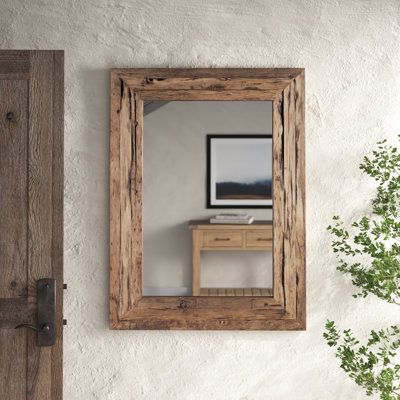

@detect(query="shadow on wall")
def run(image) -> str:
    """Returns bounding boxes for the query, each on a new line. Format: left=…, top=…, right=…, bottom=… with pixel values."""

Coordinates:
left=79, top=68, right=110, bottom=329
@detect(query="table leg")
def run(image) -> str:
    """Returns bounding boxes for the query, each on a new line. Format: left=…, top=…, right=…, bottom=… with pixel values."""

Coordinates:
left=192, top=230, right=201, bottom=296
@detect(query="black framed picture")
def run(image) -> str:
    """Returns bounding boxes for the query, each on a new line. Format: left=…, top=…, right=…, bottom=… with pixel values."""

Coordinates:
left=206, top=135, right=273, bottom=209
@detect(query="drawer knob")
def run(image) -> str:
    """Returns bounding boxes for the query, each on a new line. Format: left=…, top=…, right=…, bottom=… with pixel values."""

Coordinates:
left=256, top=238, right=268, bottom=241
left=214, top=238, right=230, bottom=241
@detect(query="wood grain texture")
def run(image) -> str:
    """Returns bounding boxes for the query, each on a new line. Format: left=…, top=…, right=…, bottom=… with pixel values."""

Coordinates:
left=139, top=90, right=279, bottom=101
left=0, top=298, right=35, bottom=328
left=123, top=302, right=284, bottom=319
left=27, top=50, right=54, bottom=400
left=272, top=97, right=285, bottom=307
left=130, top=93, right=143, bottom=307
left=0, top=329, right=26, bottom=399
left=118, top=81, right=133, bottom=315
left=0, top=50, right=30, bottom=80
left=280, top=73, right=306, bottom=323
left=192, top=230, right=201, bottom=296
left=109, top=68, right=305, bottom=330
left=50, top=50, right=64, bottom=400
left=293, top=71, right=306, bottom=328
left=0, top=80, right=28, bottom=299
left=0, top=50, right=64, bottom=399
left=281, top=80, right=297, bottom=318
left=109, top=71, right=122, bottom=325
left=114, top=67, right=303, bottom=80
left=123, top=76, right=290, bottom=92
left=113, top=314, right=301, bottom=331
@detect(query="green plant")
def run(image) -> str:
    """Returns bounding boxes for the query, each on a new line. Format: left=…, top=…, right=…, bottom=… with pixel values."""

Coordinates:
left=324, top=139, right=400, bottom=400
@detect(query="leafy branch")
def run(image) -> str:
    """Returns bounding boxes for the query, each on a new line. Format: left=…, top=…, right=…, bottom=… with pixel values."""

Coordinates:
left=324, top=322, right=400, bottom=400
left=324, top=139, right=400, bottom=399
left=327, top=139, right=400, bottom=304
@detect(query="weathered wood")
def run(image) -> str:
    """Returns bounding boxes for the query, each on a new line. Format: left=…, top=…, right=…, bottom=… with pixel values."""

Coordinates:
left=109, top=68, right=306, bottom=330
left=118, top=81, right=133, bottom=316
left=123, top=76, right=290, bottom=92
left=0, top=298, right=35, bottom=328
left=122, top=306, right=286, bottom=321
left=0, top=50, right=64, bottom=399
left=109, top=71, right=122, bottom=325
left=114, top=67, right=303, bottom=80
left=134, top=294, right=276, bottom=310
left=272, top=96, right=285, bottom=307
left=50, top=50, right=64, bottom=400
left=0, top=329, right=26, bottom=399
left=282, top=80, right=297, bottom=319
left=110, top=76, right=144, bottom=320
left=27, top=50, right=55, bottom=400
left=139, top=90, right=279, bottom=101
left=294, top=71, right=306, bottom=329
left=0, top=80, right=28, bottom=299
left=130, top=93, right=143, bottom=307
left=113, top=312, right=302, bottom=330
left=112, top=318, right=302, bottom=331
left=0, top=50, right=30, bottom=79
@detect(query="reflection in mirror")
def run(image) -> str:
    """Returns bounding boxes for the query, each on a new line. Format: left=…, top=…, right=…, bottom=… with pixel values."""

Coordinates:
left=143, top=101, right=273, bottom=296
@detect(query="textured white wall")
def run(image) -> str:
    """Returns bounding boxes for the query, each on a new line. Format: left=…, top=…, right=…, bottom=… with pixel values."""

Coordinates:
left=1, top=1, right=400, bottom=399
left=143, top=101, right=273, bottom=292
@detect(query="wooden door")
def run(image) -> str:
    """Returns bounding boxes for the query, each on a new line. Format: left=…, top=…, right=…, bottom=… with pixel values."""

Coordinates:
left=0, top=51, right=63, bottom=399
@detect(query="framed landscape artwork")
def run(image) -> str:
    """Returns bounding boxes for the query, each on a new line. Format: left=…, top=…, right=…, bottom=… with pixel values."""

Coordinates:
left=207, top=135, right=273, bottom=208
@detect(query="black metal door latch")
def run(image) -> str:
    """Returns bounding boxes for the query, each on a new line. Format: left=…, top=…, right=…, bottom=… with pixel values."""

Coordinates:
left=15, top=278, right=56, bottom=347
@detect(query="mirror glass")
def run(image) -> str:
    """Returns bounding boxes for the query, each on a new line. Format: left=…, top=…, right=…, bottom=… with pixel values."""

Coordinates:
left=143, top=101, right=273, bottom=296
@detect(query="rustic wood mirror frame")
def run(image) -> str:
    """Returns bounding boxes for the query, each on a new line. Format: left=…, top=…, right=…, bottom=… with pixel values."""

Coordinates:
left=110, top=68, right=305, bottom=330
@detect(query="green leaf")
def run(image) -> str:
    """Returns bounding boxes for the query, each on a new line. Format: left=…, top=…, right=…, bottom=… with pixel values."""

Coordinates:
left=326, top=138, right=400, bottom=400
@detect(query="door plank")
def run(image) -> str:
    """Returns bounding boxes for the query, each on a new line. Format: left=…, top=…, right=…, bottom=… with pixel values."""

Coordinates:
left=0, top=50, right=30, bottom=80
left=0, top=329, right=27, bottom=399
left=51, top=50, right=64, bottom=400
left=0, top=80, right=28, bottom=299
left=0, top=298, right=35, bottom=328
left=26, top=51, right=55, bottom=400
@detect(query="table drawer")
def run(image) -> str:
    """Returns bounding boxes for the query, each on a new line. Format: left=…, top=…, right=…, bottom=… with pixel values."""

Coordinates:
left=203, top=231, right=243, bottom=247
left=245, top=230, right=272, bottom=248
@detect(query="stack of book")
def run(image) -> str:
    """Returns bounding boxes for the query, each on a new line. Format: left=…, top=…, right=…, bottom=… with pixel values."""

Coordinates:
left=209, top=213, right=254, bottom=225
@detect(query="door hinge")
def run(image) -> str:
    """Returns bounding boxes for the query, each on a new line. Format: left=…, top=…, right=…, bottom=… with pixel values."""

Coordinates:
left=15, top=278, right=56, bottom=346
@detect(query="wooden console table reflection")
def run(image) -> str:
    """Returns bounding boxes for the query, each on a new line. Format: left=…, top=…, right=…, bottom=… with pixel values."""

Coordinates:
left=189, top=220, right=273, bottom=296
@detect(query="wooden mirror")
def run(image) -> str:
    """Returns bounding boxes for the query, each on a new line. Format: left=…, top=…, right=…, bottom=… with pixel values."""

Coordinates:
left=110, top=68, right=305, bottom=330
